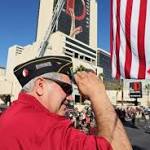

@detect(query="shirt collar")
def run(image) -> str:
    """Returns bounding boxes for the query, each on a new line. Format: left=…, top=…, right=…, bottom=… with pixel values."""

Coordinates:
left=17, top=92, right=67, bottom=120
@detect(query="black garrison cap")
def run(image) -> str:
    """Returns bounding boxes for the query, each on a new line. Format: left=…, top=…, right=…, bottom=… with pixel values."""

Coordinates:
left=14, top=56, right=73, bottom=87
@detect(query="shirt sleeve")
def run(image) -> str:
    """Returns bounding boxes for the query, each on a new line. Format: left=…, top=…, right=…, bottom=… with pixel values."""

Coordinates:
left=61, top=127, right=113, bottom=150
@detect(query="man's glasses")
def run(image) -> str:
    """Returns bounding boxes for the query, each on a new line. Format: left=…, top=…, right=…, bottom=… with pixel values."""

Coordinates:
left=44, top=78, right=73, bottom=96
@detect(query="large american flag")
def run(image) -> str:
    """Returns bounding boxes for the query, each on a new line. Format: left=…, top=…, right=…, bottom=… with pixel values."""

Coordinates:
left=110, top=0, right=150, bottom=79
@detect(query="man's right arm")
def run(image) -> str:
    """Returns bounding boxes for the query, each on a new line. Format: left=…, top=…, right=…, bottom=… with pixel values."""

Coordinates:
left=75, top=71, right=132, bottom=150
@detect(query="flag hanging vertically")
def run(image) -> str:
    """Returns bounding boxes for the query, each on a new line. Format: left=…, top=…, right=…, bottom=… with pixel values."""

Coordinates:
left=110, top=0, right=150, bottom=79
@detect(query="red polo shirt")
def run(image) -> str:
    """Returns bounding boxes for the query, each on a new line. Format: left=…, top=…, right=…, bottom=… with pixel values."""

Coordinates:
left=0, top=92, right=112, bottom=150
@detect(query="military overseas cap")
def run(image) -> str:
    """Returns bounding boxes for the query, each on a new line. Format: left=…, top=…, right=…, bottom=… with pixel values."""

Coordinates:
left=14, top=56, right=73, bottom=87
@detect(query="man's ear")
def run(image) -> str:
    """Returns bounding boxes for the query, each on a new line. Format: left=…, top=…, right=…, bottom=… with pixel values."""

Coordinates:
left=35, top=78, right=45, bottom=96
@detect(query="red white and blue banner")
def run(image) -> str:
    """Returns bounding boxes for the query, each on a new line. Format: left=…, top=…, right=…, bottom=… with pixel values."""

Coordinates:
left=110, top=0, right=150, bottom=79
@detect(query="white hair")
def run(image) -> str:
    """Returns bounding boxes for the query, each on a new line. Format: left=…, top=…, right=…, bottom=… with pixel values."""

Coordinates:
left=21, top=72, right=61, bottom=92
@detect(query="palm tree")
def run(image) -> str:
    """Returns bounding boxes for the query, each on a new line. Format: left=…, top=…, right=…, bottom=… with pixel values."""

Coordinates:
left=75, top=65, right=87, bottom=73
left=145, top=83, right=150, bottom=106
left=74, top=65, right=88, bottom=104
left=75, top=65, right=96, bottom=74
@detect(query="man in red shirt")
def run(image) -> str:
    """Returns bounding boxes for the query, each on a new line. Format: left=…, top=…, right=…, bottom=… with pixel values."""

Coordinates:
left=0, top=56, right=132, bottom=150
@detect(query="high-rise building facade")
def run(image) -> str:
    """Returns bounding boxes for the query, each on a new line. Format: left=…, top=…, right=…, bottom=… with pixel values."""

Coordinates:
left=36, top=0, right=97, bottom=48
left=97, top=48, right=112, bottom=81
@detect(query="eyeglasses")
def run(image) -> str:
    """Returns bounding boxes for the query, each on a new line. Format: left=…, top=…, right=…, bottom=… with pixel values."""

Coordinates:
left=44, top=78, right=73, bottom=96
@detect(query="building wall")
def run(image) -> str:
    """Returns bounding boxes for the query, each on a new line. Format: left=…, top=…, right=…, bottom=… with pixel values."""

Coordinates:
left=0, top=79, right=12, bottom=95
left=0, top=67, right=5, bottom=77
left=5, top=43, right=39, bottom=99
left=44, top=31, right=102, bottom=76
left=89, top=0, right=97, bottom=48
left=6, top=45, right=23, bottom=80
left=0, top=68, right=12, bottom=96
left=46, top=31, right=97, bottom=65
left=36, top=0, right=54, bottom=41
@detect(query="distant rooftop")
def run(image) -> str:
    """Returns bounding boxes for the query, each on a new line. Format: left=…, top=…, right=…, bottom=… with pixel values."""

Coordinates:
left=98, top=48, right=110, bottom=56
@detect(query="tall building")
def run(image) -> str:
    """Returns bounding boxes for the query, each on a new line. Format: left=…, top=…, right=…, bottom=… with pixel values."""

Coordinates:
left=97, top=48, right=112, bottom=81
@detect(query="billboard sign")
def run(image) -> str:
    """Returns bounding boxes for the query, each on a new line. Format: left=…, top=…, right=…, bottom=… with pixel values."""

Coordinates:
left=53, top=0, right=90, bottom=45
left=129, top=82, right=142, bottom=98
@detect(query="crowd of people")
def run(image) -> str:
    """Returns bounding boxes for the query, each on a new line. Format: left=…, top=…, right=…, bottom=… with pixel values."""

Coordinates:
left=115, top=106, right=150, bottom=127
left=65, top=100, right=150, bottom=134
left=1, top=96, right=149, bottom=132
left=65, top=100, right=97, bottom=135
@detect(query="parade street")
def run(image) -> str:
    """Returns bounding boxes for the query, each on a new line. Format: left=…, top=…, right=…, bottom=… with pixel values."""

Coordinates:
left=125, top=120, right=150, bottom=150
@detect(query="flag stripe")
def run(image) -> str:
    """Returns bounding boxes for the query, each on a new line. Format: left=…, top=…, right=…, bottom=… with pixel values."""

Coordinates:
left=115, top=0, right=121, bottom=79
left=111, top=0, right=150, bottom=79
left=124, top=0, right=133, bottom=78
left=145, top=0, right=150, bottom=78
left=130, top=0, right=140, bottom=78
left=110, top=0, right=113, bottom=61
left=119, top=0, right=128, bottom=78
left=137, top=0, right=147, bottom=79
left=112, top=0, right=117, bottom=78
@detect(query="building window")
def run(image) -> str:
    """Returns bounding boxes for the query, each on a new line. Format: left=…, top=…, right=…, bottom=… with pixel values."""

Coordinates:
left=64, top=53, right=73, bottom=57
left=80, top=55, right=84, bottom=60
left=85, top=57, right=91, bottom=62
left=75, top=53, right=79, bottom=58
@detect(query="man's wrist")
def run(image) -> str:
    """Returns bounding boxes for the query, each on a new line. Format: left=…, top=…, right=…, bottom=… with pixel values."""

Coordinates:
left=89, top=88, right=106, bottom=101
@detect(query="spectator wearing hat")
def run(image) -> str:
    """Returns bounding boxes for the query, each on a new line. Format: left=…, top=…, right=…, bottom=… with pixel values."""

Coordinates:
left=0, top=56, right=131, bottom=150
